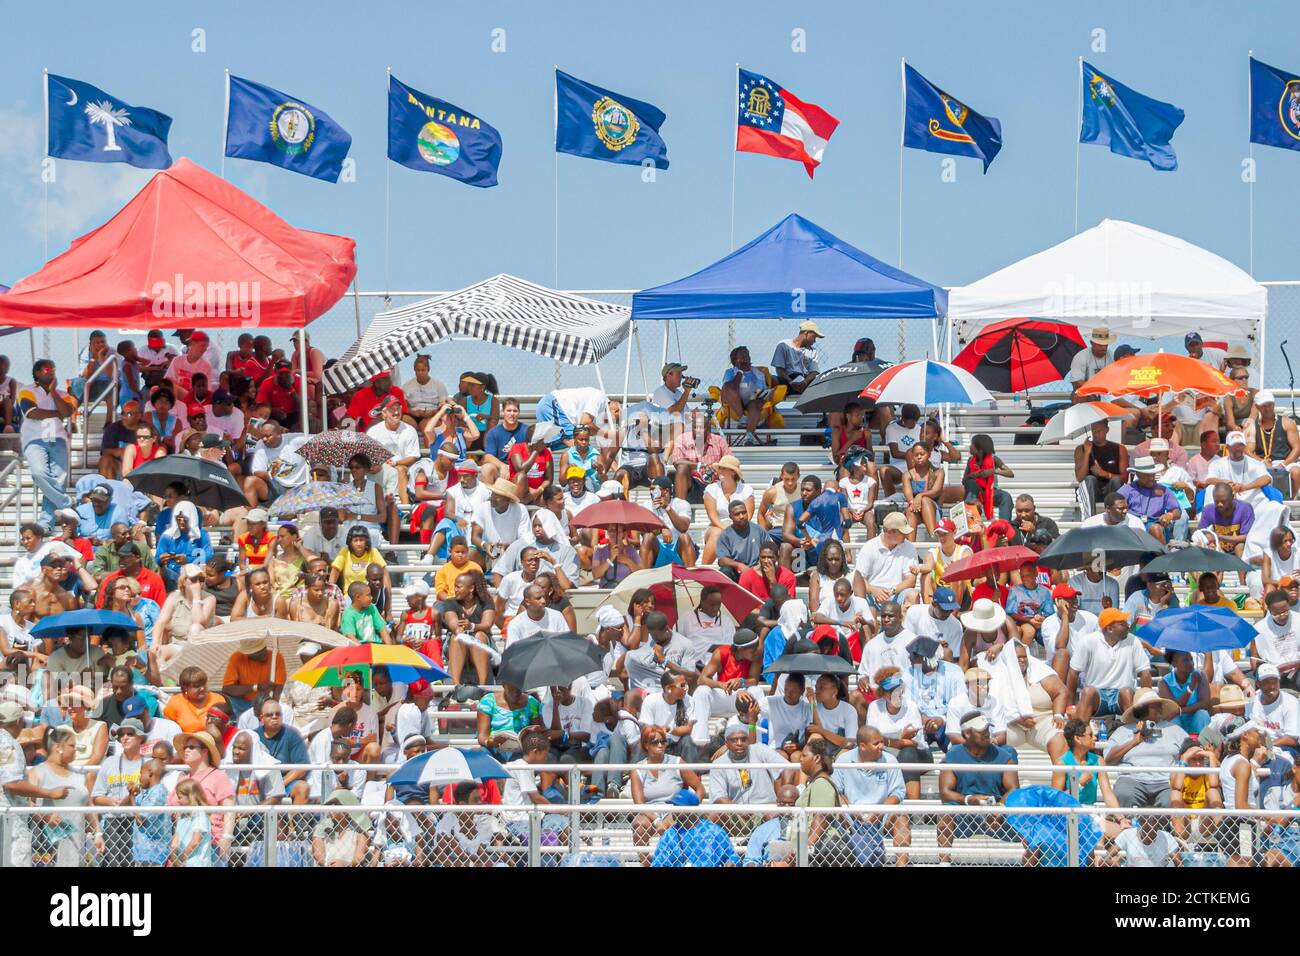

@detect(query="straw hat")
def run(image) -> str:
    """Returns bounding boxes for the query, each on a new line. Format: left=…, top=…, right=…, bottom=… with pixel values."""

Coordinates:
left=173, top=731, right=223, bottom=766
left=1120, top=688, right=1181, bottom=725
left=1214, top=685, right=1247, bottom=712
left=238, top=638, right=268, bottom=655
left=959, top=598, right=1006, bottom=634
left=714, top=455, right=744, bottom=480
left=488, top=478, right=520, bottom=503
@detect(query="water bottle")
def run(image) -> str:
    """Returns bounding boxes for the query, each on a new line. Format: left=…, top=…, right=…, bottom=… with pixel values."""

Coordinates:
left=1093, top=719, right=1108, bottom=743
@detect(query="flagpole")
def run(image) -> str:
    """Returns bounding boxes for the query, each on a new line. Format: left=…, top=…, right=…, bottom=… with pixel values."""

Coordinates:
left=730, top=63, right=739, bottom=252
left=220, top=69, right=230, bottom=179
left=1074, top=56, right=1083, bottom=234
left=37, top=69, right=47, bottom=365
left=553, top=65, right=560, bottom=289
left=1247, top=49, right=1255, bottom=278
left=385, top=67, right=393, bottom=304
left=897, top=57, right=906, bottom=361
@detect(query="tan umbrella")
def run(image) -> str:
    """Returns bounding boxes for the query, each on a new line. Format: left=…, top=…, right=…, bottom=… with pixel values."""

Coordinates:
left=160, top=619, right=357, bottom=684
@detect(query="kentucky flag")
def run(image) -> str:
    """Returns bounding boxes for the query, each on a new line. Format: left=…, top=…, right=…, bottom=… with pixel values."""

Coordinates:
left=387, top=74, right=502, bottom=188
left=902, top=64, right=1001, bottom=173
left=46, top=73, right=172, bottom=169
left=1080, top=63, right=1184, bottom=171
left=555, top=70, right=669, bottom=169
left=224, top=75, right=352, bottom=183
left=1249, top=57, right=1300, bottom=154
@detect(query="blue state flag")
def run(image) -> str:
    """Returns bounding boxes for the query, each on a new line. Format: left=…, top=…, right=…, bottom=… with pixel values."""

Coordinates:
left=902, top=63, right=1002, bottom=173
left=46, top=73, right=172, bottom=169
left=1249, top=57, right=1300, bottom=153
left=1080, top=63, right=1184, bottom=172
left=555, top=70, right=669, bottom=169
left=224, top=75, right=352, bottom=183
left=387, top=75, right=501, bottom=188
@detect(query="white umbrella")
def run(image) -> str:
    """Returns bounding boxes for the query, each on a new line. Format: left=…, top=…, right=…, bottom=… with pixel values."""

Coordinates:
left=1036, top=401, right=1137, bottom=445
left=160, top=619, right=356, bottom=683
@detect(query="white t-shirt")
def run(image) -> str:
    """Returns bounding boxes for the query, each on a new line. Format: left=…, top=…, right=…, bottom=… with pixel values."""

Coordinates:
left=651, top=499, right=693, bottom=544
left=945, top=692, right=1009, bottom=737
left=841, top=477, right=876, bottom=515
left=883, top=421, right=922, bottom=470
left=816, top=594, right=875, bottom=633
left=402, top=377, right=448, bottom=411
left=703, top=481, right=753, bottom=516
left=163, top=355, right=215, bottom=397
left=1041, top=609, right=1101, bottom=657
left=1114, top=827, right=1180, bottom=867
left=1069, top=632, right=1151, bottom=689
left=505, top=609, right=568, bottom=648
left=471, top=501, right=530, bottom=545
left=205, top=406, right=245, bottom=443
left=1208, top=455, right=1270, bottom=508
left=677, top=609, right=736, bottom=666
left=563, top=490, right=601, bottom=517
left=549, top=387, right=608, bottom=426
left=903, top=604, right=964, bottom=659
left=366, top=421, right=421, bottom=462
left=759, top=694, right=812, bottom=748
left=859, top=630, right=918, bottom=682
left=1068, top=348, right=1110, bottom=385
left=12, top=541, right=78, bottom=589
left=446, top=482, right=492, bottom=527
left=495, top=571, right=534, bottom=617
left=866, top=697, right=925, bottom=741
left=651, top=384, right=684, bottom=415
left=1248, top=692, right=1300, bottom=743
left=1079, top=513, right=1147, bottom=533
left=641, top=692, right=692, bottom=743
left=1066, top=573, right=1121, bottom=617
left=1253, top=613, right=1300, bottom=668
left=854, top=537, right=919, bottom=590
left=813, top=699, right=859, bottom=741
left=251, top=434, right=310, bottom=488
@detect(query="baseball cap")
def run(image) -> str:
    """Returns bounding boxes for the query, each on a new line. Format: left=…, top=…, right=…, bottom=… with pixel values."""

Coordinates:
left=186, top=402, right=206, bottom=418
left=456, top=459, right=480, bottom=473
left=402, top=734, right=427, bottom=750
left=54, top=507, right=80, bottom=524
left=408, top=679, right=433, bottom=697
left=883, top=512, right=909, bottom=532
left=247, top=507, right=269, bottom=523
left=1185, top=332, right=1204, bottom=345
left=0, top=700, right=23, bottom=723
left=597, top=480, right=624, bottom=499
left=121, top=399, right=141, bottom=412
left=853, top=337, right=875, bottom=353
left=662, top=362, right=688, bottom=376
left=931, top=587, right=959, bottom=610
left=211, top=389, right=234, bottom=405
left=200, top=434, right=228, bottom=449
left=407, top=578, right=430, bottom=597
left=564, top=465, right=587, bottom=481
left=1256, top=390, right=1276, bottom=405
left=147, top=330, right=165, bottom=344
left=1257, top=663, right=1281, bottom=682
left=188, top=330, right=210, bottom=343
left=120, top=696, right=149, bottom=719
left=935, top=518, right=957, bottom=535
left=114, top=542, right=139, bottom=558
left=1113, top=344, right=1141, bottom=360
left=906, top=636, right=942, bottom=659
left=1098, top=608, right=1130, bottom=628
left=274, top=359, right=293, bottom=371
left=1225, top=431, right=1247, bottom=446
left=798, top=321, right=825, bottom=338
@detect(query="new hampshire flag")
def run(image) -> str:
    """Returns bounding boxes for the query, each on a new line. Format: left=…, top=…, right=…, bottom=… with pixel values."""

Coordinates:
left=224, top=75, right=352, bottom=182
left=555, top=70, right=669, bottom=169
left=1080, top=63, right=1184, bottom=171
left=46, top=73, right=172, bottom=169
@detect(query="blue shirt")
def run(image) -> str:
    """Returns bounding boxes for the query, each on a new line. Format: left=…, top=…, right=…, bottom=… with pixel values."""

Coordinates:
left=1119, top=481, right=1178, bottom=521
left=743, top=816, right=791, bottom=866
left=132, top=783, right=172, bottom=864
left=902, top=662, right=965, bottom=719
left=943, top=744, right=1018, bottom=801
left=650, top=820, right=740, bottom=867
left=76, top=501, right=128, bottom=542
left=1006, top=584, right=1054, bottom=623
left=761, top=626, right=790, bottom=683
left=790, top=490, right=847, bottom=544
left=833, top=750, right=906, bottom=806
left=430, top=430, right=468, bottom=464
left=258, top=725, right=310, bottom=765
left=484, top=422, right=528, bottom=461
left=155, top=530, right=213, bottom=572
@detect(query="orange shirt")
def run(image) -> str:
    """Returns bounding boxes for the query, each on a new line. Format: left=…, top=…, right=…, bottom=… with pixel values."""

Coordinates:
left=162, top=691, right=228, bottom=733
left=222, top=652, right=288, bottom=700
left=434, top=559, right=483, bottom=599
left=239, top=531, right=274, bottom=567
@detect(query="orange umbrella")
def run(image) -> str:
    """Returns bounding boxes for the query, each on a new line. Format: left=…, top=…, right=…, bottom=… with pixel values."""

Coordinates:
left=1076, top=352, right=1243, bottom=399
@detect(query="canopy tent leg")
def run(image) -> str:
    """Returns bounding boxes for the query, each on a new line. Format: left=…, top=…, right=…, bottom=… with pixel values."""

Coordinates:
left=297, top=327, right=310, bottom=435
left=621, top=320, right=635, bottom=413
left=1257, top=316, right=1267, bottom=392
left=661, top=321, right=670, bottom=369
left=635, top=323, right=648, bottom=394
left=593, top=363, right=616, bottom=433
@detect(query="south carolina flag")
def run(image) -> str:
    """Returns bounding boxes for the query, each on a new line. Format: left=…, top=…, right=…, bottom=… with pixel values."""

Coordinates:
left=736, top=68, right=839, bottom=177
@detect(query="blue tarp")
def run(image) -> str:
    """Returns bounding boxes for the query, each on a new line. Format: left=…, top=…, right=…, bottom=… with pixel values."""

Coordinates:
left=631, top=214, right=947, bottom=322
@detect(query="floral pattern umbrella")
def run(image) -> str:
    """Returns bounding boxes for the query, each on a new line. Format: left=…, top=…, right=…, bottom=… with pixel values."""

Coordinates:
left=269, top=481, right=375, bottom=519
left=298, top=429, right=394, bottom=469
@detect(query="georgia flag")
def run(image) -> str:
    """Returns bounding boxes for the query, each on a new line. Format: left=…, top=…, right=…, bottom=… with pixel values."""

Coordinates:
left=736, top=68, right=840, bottom=178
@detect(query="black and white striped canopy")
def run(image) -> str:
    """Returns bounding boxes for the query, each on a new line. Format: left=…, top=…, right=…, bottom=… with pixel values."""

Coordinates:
left=323, top=274, right=631, bottom=394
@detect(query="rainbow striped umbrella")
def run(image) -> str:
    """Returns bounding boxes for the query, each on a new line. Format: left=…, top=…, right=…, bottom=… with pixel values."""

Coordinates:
left=290, top=643, right=448, bottom=687
left=859, top=359, right=994, bottom=407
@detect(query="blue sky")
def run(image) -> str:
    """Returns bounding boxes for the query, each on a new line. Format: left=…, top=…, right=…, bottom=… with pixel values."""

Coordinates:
left=0, top=0, right=1296, bottom=296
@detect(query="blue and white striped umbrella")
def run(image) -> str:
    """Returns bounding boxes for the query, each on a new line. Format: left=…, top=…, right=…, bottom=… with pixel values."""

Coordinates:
left=860, top=359, right=995, bottom=407
left=388, top=747, right=510, bottom=788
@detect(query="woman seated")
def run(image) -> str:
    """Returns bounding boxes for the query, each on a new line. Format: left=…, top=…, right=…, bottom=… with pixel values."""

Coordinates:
left=149, top=566, right=217, bottom=683
left=592, top=525, right=647, bottom=588
left=902, top=443, right=944, bottom=539
left=442, top=570, right=497, bottom=686
left=629, top=725, right=706, bottom=865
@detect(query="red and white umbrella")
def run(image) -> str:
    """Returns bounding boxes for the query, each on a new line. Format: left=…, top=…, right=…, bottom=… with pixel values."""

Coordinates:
left=607, top=566, right=761, bottom=628
left=860, top=359, right=995, bottom=407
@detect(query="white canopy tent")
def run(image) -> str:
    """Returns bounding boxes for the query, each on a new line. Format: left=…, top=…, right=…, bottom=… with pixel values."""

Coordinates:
left=948, top=219, right=1269, bottom=377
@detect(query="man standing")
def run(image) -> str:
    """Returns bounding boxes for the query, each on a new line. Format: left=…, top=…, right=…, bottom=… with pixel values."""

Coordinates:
left=367, top=398, right=420, bottom=505
left=771, top=321, right=823, bottom=395
left=534, top=385, right=608, bottom=446
left=18, top=359, right=75, bottom=528
left=1068, top=327, right=1116, bottom=399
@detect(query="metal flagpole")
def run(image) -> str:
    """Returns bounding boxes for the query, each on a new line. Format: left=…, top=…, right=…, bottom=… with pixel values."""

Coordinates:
left=220, top=69, right=230, bottom=179
left=553, top=66, right=560, bottom=288
left=1248, top=50, right=1255, bottom=278
left=897, top=57, right=907, bottom=361
left=36, top=69, right=48, bottom=364
left=385, top=67, right=393, bottom=304
left=297, top=327, right=310, bottom=434
left=730, top=64, right=739, bottom=252
left=1074, top=57, right=1083, bottom=234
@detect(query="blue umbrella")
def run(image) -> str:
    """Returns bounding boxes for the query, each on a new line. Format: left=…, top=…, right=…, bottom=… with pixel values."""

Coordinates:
left=1137, top=605, right=1256, bottom=653
left=1004, top=785, right=1101, bottom=867
left=30, top=609, right=140, bottom=638
left=388, top=747, right=509, bottom=788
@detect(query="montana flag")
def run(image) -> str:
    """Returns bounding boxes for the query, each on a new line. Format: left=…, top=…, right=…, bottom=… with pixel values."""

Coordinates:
left=902, top=63, right=1002, bottom=173
left=1080, top=63, right=1184, bottom=171
left=224, top=75, right=352, bottom=183
left=387, top=74, right=502, bottom=188
left=555, top=70, right=669, bottom=169
left=1249, top=57, right=1300, bottom=154
left=736, top=69, right=838, bottom=177
left=46, top=73, right=172, bottom=169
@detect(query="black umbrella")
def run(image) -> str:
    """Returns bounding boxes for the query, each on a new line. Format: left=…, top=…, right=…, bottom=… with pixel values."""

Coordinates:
left=765, top=652, right=856, bottom=677
left=792, top=363, right=883, bottom=414
left=1036, top=524, right=1166, bottom=571
left=496, top=631, right=604, bottom=690
left=124, top=456, right=247, bottom=510
left=1141, top=547, right=1253, bottom=575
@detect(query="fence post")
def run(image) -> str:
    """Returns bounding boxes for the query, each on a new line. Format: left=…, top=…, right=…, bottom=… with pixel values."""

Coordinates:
left=262, top=809, right=278, bottom=868
left=567, top=766, right=580, bottom=852
left=527, top=810, right=541, bottom=868
left=1067, top=772, right=1081, bottom=867
left=794, top=810, right=809, bottom=868
left=0, top=811, right=9, bottom=868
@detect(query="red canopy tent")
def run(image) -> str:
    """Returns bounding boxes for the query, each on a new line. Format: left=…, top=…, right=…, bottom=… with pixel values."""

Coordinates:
left=0, top=157, right=355, bottom=329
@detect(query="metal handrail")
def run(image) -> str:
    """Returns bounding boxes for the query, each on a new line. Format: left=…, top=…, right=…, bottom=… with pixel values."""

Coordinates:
left=0, top=454, right=22, bottom=529
left=77, top=353, right=120, bottom=469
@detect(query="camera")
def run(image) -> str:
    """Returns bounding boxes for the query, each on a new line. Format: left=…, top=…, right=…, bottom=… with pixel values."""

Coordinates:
left=682, top=375, right=701, bottom=390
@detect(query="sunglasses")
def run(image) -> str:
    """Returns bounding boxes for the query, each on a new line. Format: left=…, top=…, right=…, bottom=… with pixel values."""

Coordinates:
left=646, top=738, right=668, bottom=746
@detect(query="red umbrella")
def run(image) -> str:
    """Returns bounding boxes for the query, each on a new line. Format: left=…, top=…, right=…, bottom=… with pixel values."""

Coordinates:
left=953, top=318, right=1085, bottom=393
left=608, top=566, right=761, bottom=628
left=570, top=500, right=666, bottom=533
left=939, top=545, right=1040, bottom=583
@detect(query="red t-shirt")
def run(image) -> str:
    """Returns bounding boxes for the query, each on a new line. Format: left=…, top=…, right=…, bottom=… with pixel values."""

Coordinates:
left=507, top=442, right=552, bottom=490
left=971, top=581, right=1009, bottom=607
left=231, top=354, right=270, bottom=382
left=738, top=566, right=797, bottom=602
left=347, top=386, right=408, bottom=429
left=256, top=375, right=302, bottom=415
left=96, top=567, right=167, bottom=608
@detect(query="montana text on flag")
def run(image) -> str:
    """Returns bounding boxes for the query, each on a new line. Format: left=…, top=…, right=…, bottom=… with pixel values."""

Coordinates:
left=224, top=75, right=352, bottom=183
left=1249, top=57, right=1300, bottom=154
left=1079, top=62, right=1184, bottom=172
left=387, top=74, right=502, bottom=188
left=46, top=73, right=172, bottom=169
left=901, top=63, right=1002, bottom=173
left=736, top=69, right=838, bottom=178
left=554, top=70, right=669, bottom=169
